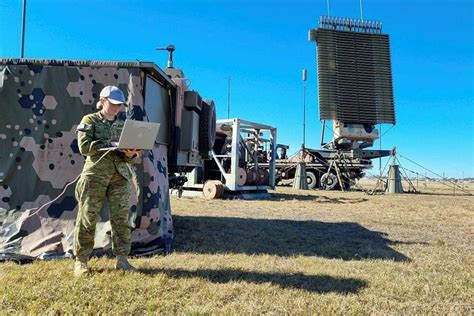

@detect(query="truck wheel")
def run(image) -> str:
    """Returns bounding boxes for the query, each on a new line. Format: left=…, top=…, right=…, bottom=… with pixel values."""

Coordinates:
left=306, top=170, right=317, bottom=189
left=199, top=100, right=216, bottom=159
left=320, top=172, right=337, bottom=190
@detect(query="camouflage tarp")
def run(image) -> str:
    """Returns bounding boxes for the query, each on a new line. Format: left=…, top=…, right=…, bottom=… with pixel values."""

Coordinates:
left=0, top=59, right=173, bottom=260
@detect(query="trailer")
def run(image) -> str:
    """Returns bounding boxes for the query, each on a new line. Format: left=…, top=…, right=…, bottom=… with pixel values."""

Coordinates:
left=180, top=118, right=277, bottom=198
left=261, top=146, right=392, bottom=190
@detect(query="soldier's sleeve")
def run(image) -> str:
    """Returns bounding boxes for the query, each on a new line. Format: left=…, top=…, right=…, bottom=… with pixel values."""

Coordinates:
left=76, top=116, right=112, bottom=156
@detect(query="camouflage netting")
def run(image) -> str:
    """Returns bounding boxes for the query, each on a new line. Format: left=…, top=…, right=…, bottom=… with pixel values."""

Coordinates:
left=0, top=59, right=173, bottom=260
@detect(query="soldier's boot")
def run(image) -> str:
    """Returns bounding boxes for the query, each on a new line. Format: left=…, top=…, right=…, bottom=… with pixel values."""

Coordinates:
left=74, top=258, right=89, bottom=277
left=115, top=255, right=136, bottom=271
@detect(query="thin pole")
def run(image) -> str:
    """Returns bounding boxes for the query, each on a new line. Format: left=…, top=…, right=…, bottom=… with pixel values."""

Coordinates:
left=302, top=69, right=307, bottom=149
left=379, top=124, right=382, bottom=177
left=227, top=75, right=231, bottom=119
left=303, top=82, right=306, bottom=148
left=21, top=0, right=27, bottom=58
left=326, top=0, right=330, bottom=16
left=359, top=0, right=364, bottom=20
left=321, top=120, right=326, bottom=146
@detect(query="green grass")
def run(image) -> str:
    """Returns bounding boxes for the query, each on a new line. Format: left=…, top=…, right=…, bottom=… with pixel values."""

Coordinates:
left=1, top=188, right=473, bottom=314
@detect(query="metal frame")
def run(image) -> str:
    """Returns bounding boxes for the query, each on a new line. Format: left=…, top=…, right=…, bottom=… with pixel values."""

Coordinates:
left=183, top=118, right=277, bottom=194
left=214, top=118, right=277, bottom=191
left=318, top=16, right=383, bottom=34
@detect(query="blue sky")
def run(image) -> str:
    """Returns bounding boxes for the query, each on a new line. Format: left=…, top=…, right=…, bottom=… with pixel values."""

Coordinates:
left=1, top=0, right=473, bottom=178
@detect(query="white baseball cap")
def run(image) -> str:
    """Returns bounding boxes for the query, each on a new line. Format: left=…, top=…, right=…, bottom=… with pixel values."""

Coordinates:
left=99, top=85, right=127, bottom=105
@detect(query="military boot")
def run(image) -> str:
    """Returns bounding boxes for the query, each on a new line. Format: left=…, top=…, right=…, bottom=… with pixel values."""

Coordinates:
left=74, top=258, right=89, bottom=277
left=115, top=255, right=136, bottom=271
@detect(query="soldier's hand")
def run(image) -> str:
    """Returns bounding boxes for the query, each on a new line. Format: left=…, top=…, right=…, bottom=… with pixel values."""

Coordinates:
left=121, top=149, right=142, bottom=158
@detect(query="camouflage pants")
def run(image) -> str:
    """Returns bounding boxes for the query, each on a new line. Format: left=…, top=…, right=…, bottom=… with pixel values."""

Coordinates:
left=73, top=169, right=131, bottom=260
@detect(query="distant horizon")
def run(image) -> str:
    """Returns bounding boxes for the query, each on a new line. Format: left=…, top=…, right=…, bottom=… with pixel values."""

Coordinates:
left=0, top=0, right=472, bottom=178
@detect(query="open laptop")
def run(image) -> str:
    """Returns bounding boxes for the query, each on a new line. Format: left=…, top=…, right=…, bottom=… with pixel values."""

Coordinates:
left=99, top=120, right=161, bottom=151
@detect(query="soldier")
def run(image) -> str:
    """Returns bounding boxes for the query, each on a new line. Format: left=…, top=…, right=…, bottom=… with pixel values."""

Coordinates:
left=73, top=85, right=140, bottom=277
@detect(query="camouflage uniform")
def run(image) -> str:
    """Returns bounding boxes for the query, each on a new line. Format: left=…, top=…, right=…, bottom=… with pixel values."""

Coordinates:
left=73, top=111, right=135, bottom=260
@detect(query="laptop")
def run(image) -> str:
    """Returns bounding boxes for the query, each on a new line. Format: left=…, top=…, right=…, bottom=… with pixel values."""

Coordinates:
left=99, top=120, right=161, bottom=151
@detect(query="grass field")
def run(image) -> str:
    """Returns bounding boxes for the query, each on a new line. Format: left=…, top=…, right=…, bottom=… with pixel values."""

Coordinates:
left=1, top=185, right=473, bottom=314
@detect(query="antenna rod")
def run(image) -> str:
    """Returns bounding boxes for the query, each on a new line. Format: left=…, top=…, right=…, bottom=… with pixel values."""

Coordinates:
left=20, top=0, right=27, bottom=58
left=359, top=0, right=364, bottom=20
left=302, top=69, right=307, bottom=149
left=326, top=0, right=330, bottom=16
left=227, top=75, right=231, bottom=119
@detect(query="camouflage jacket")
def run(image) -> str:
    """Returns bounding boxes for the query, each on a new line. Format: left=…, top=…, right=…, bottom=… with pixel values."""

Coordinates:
left=77, top=111, right=135, bottom=180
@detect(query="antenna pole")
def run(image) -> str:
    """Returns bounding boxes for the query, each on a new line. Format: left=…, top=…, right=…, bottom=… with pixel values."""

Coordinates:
left=302, top=69, right=307, bottom=149
left=359, top=0, right=364, bottom=20
left=20, top=0, right=27, bottom=58
left=227, top=75, right=231, bottom=119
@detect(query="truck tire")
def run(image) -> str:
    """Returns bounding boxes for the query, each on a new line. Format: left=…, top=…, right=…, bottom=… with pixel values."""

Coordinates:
left=199, top=100, right=216, bottom=159
left=320, top=172, right=338, bottom=190
left=306, top=170, right=318, bottom=189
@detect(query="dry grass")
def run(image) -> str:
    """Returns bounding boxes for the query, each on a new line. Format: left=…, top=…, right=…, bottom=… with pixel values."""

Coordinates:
left=1, top=186, right=473, bottom=314
left=357, top=178, right=474, bottom=196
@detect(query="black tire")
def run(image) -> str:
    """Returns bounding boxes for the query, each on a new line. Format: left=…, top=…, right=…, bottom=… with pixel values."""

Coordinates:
left=320, top=172, right=338, bottom=190
left=306, top=170, right=318, bottom=189
left=199, top=100, right=216, bottom=159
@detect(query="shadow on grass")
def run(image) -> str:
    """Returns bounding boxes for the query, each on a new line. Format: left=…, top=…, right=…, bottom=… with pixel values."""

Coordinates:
left=174, top=216, right=409, bottom=261
left=139, top=267, right=367, bottom=294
